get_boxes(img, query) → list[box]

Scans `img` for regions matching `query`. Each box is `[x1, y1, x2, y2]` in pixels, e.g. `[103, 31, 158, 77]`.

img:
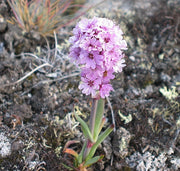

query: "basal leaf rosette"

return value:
[69, 17, 127, 98]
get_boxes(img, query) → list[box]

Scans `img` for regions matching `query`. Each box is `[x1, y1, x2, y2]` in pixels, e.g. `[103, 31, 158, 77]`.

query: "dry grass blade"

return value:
[0, 62, 52, 88]
[106, 97, 116, 132]
[7, 0, 92, 37]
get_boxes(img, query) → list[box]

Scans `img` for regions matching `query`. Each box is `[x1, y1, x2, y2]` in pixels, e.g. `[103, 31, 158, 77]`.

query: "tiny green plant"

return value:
[7, 0, 87, 37]
[63, 17, 127, 170]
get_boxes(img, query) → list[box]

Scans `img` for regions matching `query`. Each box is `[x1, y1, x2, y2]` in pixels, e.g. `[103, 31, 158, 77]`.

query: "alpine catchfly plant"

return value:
[64, 17, 127, 170]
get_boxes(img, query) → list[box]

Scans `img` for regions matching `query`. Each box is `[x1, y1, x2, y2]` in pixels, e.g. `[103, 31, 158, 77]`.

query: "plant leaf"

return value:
[63, 140, 80, 151]
[84, 155, 104, 167]
[77, 141, 87, 165]
[74, 112, 94, 142]
[93, 99, 105, 141]
[86, 124, 114, 161]
[61, 163, 74, 170]
[64, 148, 79, 159]
[97, 117, 106, 135]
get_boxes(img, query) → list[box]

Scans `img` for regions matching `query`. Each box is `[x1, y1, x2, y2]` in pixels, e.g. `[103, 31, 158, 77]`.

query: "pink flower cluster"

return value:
[69, 17, 127, 98]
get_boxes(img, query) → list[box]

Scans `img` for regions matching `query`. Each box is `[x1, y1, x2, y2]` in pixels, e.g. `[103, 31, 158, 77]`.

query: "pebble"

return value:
[129, 55, 135, 62]
[160, 72, 171, 83]
[0, 132, 11, 158]
[0, 17, 7, 33]
[113, 127, 132, 158]
[0, 42, 4, 54]
[144, 85, 153, 94]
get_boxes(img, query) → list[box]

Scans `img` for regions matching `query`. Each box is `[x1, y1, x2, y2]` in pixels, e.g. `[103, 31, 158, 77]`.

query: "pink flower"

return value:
[79, 50, 103, 69]
[79, 73, 101, 97]
[69, 17, 127, 98]
[99, 84, 114, 98]
[113, 58, 126, 73]
[101, 69, 115, 83]
[69, 47, 81, 64]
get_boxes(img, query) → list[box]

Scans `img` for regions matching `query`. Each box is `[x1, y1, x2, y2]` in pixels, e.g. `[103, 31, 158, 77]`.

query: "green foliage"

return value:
[64, 99, 114, 170]
[84, 155, 104, 167]
[85, 124, 114, 162]
[74, 110, 94, 142]
[93, 99, 105, 141]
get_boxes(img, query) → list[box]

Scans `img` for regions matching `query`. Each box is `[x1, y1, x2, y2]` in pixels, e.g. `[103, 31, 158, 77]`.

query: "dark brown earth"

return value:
[0, 0, 180, 170]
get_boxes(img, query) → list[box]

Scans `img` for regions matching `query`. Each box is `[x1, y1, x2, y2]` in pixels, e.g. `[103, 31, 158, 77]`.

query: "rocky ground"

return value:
[0, 0, 180, 170]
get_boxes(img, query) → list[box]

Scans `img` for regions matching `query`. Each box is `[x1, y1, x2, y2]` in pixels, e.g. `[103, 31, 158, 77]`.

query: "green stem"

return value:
[93, 99, 105, 141]
[83, 139, 93, 161]
[83, 98, 105, 161]
[89, 99, 98, 136]
[83, 98, 98, 161]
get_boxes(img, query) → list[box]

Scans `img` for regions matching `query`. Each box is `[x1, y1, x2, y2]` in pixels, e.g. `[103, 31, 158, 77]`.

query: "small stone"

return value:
[0, 21, 7, 33]
[11, 140, 24, 152]
[132, 87, 141, 96]
[0, 2, 8, 15]
[160, 72, 171, 83]
[112, 127, 132, 158]
[103, 137, 112, 160]
[0, 132, 11, 158]
[158, 53, 164, 60]
[0, 42, 4, 54]
[129, 55, 135, 62]
[144, 85, 153, 94]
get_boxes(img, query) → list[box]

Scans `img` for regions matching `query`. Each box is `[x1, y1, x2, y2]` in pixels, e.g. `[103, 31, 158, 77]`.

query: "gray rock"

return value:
[112, 127, 132, 158]
[0, 132, 11, 158]
[160, 72, 171, 83]
[0, 21, 7, 33]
